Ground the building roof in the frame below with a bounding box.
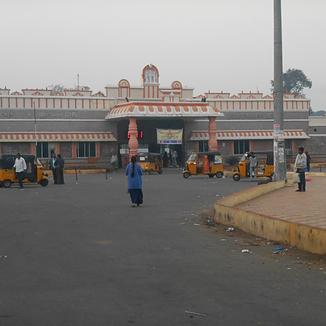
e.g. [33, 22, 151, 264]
[0, 132, 116, 142]
[190, 130, 309, 141]
[106, 102, 223, 120]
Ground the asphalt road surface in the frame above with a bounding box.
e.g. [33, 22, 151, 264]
[0, 170, 325, 326]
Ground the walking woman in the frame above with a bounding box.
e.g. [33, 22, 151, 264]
[126, 156, 143, 207]
[54, 154, 65, 184]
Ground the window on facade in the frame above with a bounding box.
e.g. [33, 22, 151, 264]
[285, 139, 292, 155]
[36, 142, 49, 158]
[77, 142, 96, 158]
[234, 140, 249, 155]
[198, 141, 208, 153]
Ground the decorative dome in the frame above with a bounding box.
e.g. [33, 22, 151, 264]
[171, 81, 182, 89]
[118, 79, 130, 88]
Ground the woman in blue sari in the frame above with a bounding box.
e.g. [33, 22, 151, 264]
[126, 156, 143, 207]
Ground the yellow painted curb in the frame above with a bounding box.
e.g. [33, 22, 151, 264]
[288, 171, 326, 177]
[214, 180, 326, 255]
[218, 181, 285, 207]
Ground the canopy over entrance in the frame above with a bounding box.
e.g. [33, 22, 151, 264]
[106, 101, 223, 120]
[107, 101, 223, 157]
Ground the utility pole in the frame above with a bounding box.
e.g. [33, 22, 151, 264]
[273, 0, 286, 181]
[33, 100, 38, 157]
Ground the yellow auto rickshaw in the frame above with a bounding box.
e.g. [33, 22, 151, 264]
[138, 153, 163, 174]
[183, 152, 224, 178]
[232, 152, 274, 181]
[0, 154, 49, 188]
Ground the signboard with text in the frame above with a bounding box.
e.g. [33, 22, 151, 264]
[157, 129, 183, 145]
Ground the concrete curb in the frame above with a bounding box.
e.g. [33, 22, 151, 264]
[66, 169, 107, 175]
[45, 169, 109, 175]
[214, 179, 326, 255]
[288, 171, 326, 177]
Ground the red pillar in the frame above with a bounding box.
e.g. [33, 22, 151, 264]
[30, 143, 36, 155]
[128, 117, 138, 157]
[208, 117, 218, 152]
[95, 143, 101, 158]
[71, 143, 77, 159]
[55, 143, 61, 155]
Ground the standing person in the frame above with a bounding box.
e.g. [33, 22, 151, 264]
[294, 147, 307, 192]
[110, 154, 118, 170]
[305, 151, 311, 172]
[13, 153, 27, 189]
[245, 152, 251, 177]
[249, 153, 257, 178]
[49, 150, 57, 184]
[54, 154, 65, 184]
[168, 150, 172, 167]
[203, 155, 209, 174]
[126, 156, 143, 207]
[172, 150, 178, 167]
[163, 151, 169, 168]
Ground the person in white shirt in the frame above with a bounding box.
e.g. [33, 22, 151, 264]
[13, 153, 27, 189]
[294, 146, 307, 192]
[249, 153, 257, 178]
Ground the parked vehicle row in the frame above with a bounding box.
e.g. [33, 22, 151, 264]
[0, 154, 48, 188]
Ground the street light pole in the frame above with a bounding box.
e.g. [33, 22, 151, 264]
[33, 100, 38, 157]
[273, 0, 286, 181]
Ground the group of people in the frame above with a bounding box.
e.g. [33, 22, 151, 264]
[12, 151, 65, 189]
[244, 152, 258, 178]
[162, 150, 179, 168]
[12, 145, 312, 199]
[49, 151, 65, 184]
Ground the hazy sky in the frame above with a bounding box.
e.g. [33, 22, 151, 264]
[1, 0, 325, 109]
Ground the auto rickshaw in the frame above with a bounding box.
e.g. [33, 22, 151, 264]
[138, 153, 163, 174]
[0, 154, 49, 188]
[183, 152, 224, 178]
[232, 152, 274, 181]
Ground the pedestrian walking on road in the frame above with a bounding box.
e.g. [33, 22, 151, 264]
[54, 154, 65, 184]
[13, 153, 27, 189]
[110, 154, 118, 170]
[126, 156, 143, 207]
[294, 147, 307, 192]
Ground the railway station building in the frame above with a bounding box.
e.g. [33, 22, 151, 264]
[0, 64, 313, 166]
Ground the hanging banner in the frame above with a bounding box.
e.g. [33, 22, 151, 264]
[157, 129, 183, 144]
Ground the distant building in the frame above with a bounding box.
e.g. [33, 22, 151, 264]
[308, 116, 326, 156]
[0, 64, 313, 166]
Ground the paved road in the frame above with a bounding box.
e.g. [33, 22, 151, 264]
[0, 171, 325, 326]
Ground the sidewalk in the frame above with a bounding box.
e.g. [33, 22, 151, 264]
[239, 177, 326, 230]
[214, 176, 326, 254]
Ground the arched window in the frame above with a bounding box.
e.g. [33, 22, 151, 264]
[142, 64, 159, 84]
